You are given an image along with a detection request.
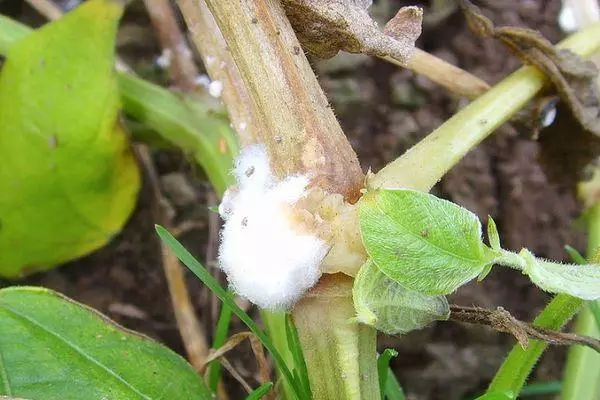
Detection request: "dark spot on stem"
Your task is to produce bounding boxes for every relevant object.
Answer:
[245,166,255,177]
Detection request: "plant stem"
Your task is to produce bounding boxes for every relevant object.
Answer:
[561,202,600,400]
[292,274,380,399]
[187,1,377,398]
[201,0,364,199]
[369,22,600,192]
[385,48,491,100]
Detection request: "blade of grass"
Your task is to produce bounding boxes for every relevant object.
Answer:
[564,245,587,265]
[519,380,561,397]
[486,293,583,396]
[383,367,405,400]
[377,349,398,400]
[561,202,600,400]
[245,382,274,400]
[284,314,311,399]
[155,225,302,400]
[208,303,233,393]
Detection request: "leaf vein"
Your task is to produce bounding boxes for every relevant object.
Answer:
[1,304,151,399]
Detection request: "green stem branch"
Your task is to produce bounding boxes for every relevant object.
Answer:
[369,22,600,192]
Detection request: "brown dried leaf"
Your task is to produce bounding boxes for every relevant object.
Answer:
[460,0,600,137]
[282,0,422,65]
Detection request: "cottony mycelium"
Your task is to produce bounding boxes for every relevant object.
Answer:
[218,145,366,311]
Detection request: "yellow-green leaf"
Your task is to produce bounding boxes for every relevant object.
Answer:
[0,0,140,277]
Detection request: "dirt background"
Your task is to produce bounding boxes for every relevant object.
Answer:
[1,0,589,399]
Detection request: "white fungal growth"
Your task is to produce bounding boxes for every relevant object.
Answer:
[209,80,224,98]
[156,49,173,69]
[218,145,329,311]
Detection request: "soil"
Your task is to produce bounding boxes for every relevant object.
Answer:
[1,0,590,399]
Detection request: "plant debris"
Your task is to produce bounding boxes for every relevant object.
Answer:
[282,0,422,65]
[459,0,600,189]
[450,305,600,352]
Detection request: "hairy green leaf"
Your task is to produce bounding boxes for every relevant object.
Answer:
[358,189,495,295]
[519,249,600,300]
[353,260,450,334]
[0,286,210,399]
[0,0,140,277]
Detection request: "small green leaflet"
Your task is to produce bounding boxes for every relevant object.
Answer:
[518,249,600,300]
[358,189,497,295]
[353,260,450,334]
[359,189,600,301]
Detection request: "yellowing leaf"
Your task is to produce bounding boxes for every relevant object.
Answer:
[0,0,140,277]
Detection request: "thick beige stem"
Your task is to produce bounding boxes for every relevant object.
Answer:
[203,0,364,200]
[292,274,379,399]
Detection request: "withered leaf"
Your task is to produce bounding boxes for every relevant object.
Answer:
[282,0,422,65]
[459,0,600,138]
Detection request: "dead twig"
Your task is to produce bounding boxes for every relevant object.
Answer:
[450,305,600,352]
[282,0,490,100]
[200,332,272,396]
[141,0,199,92]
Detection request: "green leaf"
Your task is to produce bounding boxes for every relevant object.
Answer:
[245,382,274,400]
[487,216,501,251]
[0,0,140,278]
[353,260,450,334]
[377,349,397,400]
[475,392,513,400]
[383,368,405,400]
[117,73,236,196]
[0,286,210,399]
[358,189,495,295]
[284,314,312,399]
[519,249,600,300]
[155,225,304,400]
